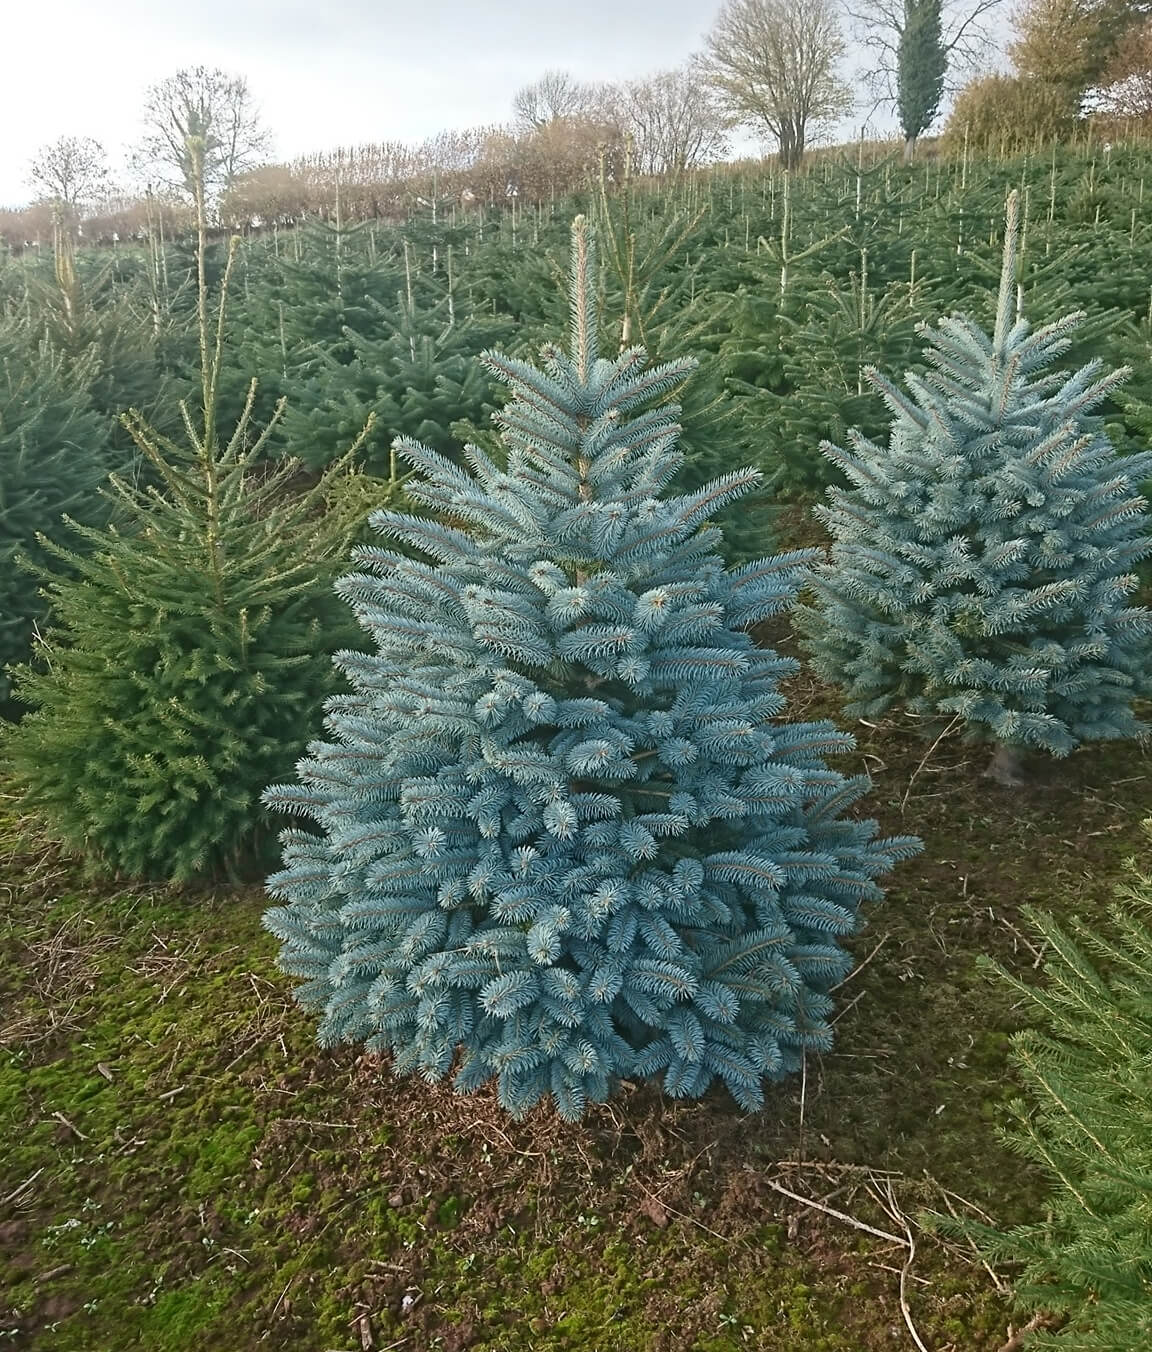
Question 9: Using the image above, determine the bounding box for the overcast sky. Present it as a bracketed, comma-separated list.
[0, 0, 963, 209]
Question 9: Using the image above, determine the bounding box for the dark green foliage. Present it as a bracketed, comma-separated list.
[2, 227, 361, 882]
[0, 328, 116, 714]
[218, 224, 517, 475]
[898, 0, 947, 152]
[934, 859, 1152, 1349]
[276, 290, 512, 474]
[2, 386, 357, 881]
[2, 385, 357, 881]
[729, 254, 926, 499]
[21, 233, 192, 431]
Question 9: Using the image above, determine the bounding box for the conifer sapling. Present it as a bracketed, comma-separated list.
[930, 842, 1152, 1349]
[3, 197, 362, 880]
[798, 192, 1152, 783]
[263, 217, 918, 1121]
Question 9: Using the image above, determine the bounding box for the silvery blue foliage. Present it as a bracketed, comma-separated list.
[800, 193, 1152, 758]
[263, 218, 918, 1121]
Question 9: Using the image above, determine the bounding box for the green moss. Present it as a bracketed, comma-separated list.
[2, 707, 1149, 1349]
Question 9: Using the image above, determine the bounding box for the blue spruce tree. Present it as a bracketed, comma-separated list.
[263, 218, 918, 1120]
[798, 192, 1152, 784]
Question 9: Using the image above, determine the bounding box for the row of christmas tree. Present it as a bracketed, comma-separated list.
[5, 140, 1152, 721]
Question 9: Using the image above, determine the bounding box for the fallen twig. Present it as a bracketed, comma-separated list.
[765, 1178, 906, 1247]
[51, 1111, 89, 1141]
[2, 1167, 44, 1206]
[998, 1313, 1060, 1352]
[875, 1179, 931, 1352]
[833, 935, 888, 990]
[901, 715, 963, 812]
[36, 1264, 73, 1283]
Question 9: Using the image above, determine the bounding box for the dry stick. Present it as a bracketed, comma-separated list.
[798, 1054, 808, 1165]
[930, 1180, 998, 1227]
[462, 1119, 545, 1159]
[997, 915, 1049, 968]
[875, 1179, 931, 1352]
[998, 1314, 1056, 1352]
[829, 988, 867, 1026]
[764, 1179, 906, 1247]
[2, 1168, 44, 1205]
[36, 1264, 74, 1283]
[51, 1111, 89, 1141]
[936, 1189, 1010, 1296]
[357, 1310, 374, 1350]
[901, 715, 963, 813]
[832, 935, 888, 990]
[270, 1277, 294, 1319]
[869, 1261, 930, 1287]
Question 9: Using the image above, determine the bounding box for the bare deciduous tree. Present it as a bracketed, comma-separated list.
[848, 0, 1006, 127]
[512, 70, 601, 131]
[619, 66, 728, 180]
[28, 136, 110, 215]
[704, 0, 853, 169]
[136, 66, 270, 201]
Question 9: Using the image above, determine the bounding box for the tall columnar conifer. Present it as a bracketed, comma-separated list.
[798, 193, 1152, 782]
[262, 218, 918, 1121]
[897, 0, 947, 160]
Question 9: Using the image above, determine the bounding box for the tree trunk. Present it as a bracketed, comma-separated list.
[903, 136, 918, 164]
[985, 743, 1027, 787]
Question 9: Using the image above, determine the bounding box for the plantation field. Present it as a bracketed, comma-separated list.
[4, 139, 1152, 1350]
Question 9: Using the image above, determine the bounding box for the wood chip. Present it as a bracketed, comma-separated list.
[639, 1194, 669, 1229]
[358, 1311, 374, 1349]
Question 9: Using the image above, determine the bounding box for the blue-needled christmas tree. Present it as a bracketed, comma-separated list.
[798, 191, 1152, 784]
[263, 217, 919, 1121]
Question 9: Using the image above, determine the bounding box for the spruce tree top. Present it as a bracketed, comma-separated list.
[264, 218, 917, 1121]
[800, 192, 1152, 759]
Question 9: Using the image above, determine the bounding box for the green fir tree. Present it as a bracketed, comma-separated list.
[0, 324, 116, 715]
[931, 838, 1152, 1350]
[3, 142, 362, 881]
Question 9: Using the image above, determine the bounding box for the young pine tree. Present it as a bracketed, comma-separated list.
[798, 193, 1152, 783]
[935, 854, 1152, 1350]
[262, 218, 919, 1121]
[3, 144, 360, 882]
